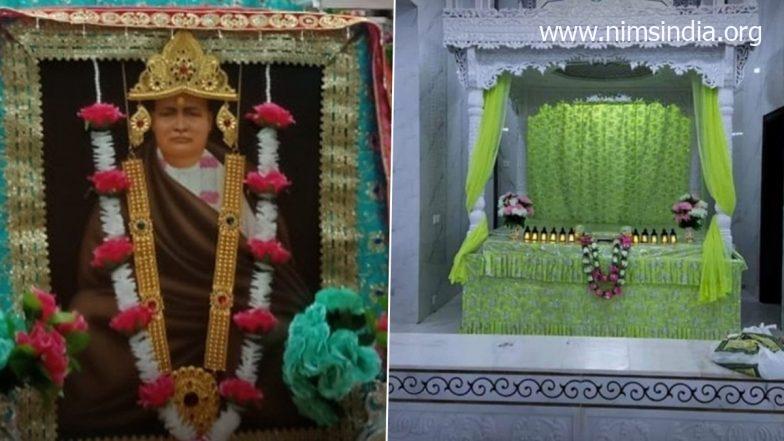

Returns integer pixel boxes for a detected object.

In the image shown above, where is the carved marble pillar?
[466,84,485,232]
[716,55,735,250]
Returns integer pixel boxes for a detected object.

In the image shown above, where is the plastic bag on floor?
[711,323,784,380]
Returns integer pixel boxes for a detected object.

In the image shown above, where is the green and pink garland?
[581,233,632,300]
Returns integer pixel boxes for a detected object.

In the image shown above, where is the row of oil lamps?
[519,227,681,244]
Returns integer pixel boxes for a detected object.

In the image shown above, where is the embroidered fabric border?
[0,8,366,32]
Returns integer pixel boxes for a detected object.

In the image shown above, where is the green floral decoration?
[283,288,381,426]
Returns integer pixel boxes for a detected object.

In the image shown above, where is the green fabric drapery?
[527,101,691,225]
[449,74,511,284]
[693,77,736,303]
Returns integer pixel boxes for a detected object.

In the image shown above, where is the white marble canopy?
[444,0,759,249]
[445,0,759,89]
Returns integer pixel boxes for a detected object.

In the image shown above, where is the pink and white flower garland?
[231,101,295,401]
[581,233,632,300]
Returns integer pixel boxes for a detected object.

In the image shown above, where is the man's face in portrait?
[152,93,212,167]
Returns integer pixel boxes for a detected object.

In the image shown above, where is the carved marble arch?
[456,44,750,90]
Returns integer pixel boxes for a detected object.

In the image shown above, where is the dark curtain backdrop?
[41,60,323,308]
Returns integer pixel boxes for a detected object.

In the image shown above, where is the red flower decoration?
[244,171,291,195]
[32,287,58,322]
[89,169,131,195]
[91,236,133,269]
[377,312,388,333]
[138,375,175,409]
[109,305,154,336]
[56,313,89,335]
[16,322,68,386]
[244,103,295,129]
[219,378,263,407]
[248,239,291,265]
[233,308,278,334]
[77,103,126,130]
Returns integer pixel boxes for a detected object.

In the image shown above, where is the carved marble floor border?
[389,369,784,413]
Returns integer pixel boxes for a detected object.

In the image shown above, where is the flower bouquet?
[497,193,533,241]
[0,288,89,403]
[0,287,89,440]
[671,193,709,242]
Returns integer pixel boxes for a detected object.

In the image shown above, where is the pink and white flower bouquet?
[671,193,709,230]
[497,193,534,228]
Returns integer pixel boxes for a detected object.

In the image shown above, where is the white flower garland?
[87,121,283,440]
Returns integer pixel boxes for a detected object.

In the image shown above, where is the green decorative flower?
[315,288,366,315]
[284,304,330,378]
[283,288,382,426]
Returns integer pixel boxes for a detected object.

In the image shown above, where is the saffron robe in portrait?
[59,142,314,437]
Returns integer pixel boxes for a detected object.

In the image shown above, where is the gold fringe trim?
[319,39,360,290]
[0,36,50,310]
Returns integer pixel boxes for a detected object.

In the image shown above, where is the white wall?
[391,0,461,324]
[732,0,784,302]
[390,0,421,324]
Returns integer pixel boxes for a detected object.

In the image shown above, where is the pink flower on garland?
[138,375,175,409]
[56,312,88,335]
[233,308,278,334]
[16,322,68,386]
[245,103,295,129]
[248,239,291,265]
[91,236,133,269]
[31,287,58,322]
[580,235,593,246]
[244,171,291,195]
[219,378,263,407]
[618,235,632,249]
[77,103,126,130]
[109,305,154,336]
[88,169,131,195]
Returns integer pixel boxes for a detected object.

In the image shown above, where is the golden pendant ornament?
[171,367,220,436]
[129,104,152,148]
[216,103,238,148]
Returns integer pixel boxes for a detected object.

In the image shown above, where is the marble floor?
[393,289,781,334]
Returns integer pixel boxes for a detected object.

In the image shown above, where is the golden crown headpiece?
[128,31,237,102]
[127,31,239,148]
